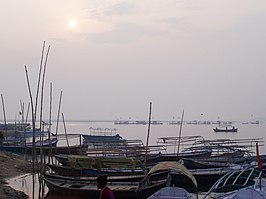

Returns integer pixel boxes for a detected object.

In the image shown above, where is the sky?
[0,0,266,122]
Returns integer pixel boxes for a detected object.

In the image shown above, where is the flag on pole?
[256,142,262,171]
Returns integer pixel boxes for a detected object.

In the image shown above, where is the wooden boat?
[169,164,243,192]
[26,137,58,147]
[184,138,262,164]
[213,126,238,133]
[44,161,196,199]
[26,143,88,155]
[47,164,144,177]
[190,150,249,165]
[45,162,175,183]
[43,171,148,183]
[145,136,212,166]
[54,154,145,172]
[47,163,145,177]
[0,137,58,154]
[0,137,87,156]
[14,129,49,138]
[82,134,123,143]
[179,158,234,169]
[144,150,212,167]
[44,170,167,199]
[82,127,123,143]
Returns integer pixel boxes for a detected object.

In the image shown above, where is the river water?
[7,120,266,199]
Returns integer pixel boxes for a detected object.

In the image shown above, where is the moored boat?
[54,154,145,172]
[0,137,58,154]
[203,165,265,198]
[26,143,88,155]
[44,167,167,199]
[46,163,145,177]
[213,126,238,133]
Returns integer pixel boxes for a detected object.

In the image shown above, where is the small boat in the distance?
[213,126,238,133]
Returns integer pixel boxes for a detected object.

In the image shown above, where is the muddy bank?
[0,151,33,199]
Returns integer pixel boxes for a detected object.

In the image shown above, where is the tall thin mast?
[144,102,152,168]
[1,94,7,130]
[176,109,184,160]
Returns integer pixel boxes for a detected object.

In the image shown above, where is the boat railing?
[203,165,262,198]
[88,127,117,136]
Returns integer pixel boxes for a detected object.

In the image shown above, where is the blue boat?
[82,134,122,143]
[0,137,57,154]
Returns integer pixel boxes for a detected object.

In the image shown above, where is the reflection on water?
[8,173,98,199]
[8,173,48,199]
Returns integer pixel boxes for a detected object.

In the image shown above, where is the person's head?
[97,175,107,189]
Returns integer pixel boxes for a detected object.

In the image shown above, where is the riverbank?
[0,151,33,199]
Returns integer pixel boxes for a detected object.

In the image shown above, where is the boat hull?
[44,175,166,199]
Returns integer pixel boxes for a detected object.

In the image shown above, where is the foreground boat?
[44,161,198,199]
[148,187,196,199]
[203,165,265,198]
[44,170,166,199]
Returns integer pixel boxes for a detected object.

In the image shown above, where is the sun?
[68,19,77,28]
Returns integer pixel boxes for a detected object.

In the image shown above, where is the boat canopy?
[148,161,198,188]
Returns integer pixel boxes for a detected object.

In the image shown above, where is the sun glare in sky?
[68,19,77,28]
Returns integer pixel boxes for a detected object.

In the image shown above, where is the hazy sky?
[0,0,266,122]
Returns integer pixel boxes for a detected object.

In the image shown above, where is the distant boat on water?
[213,126,238,133]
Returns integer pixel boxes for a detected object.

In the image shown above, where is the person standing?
[96,175,115,199]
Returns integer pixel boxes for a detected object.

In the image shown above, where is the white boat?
[148,187,195,199]
[213,179,266,199]
[203,165,265,199]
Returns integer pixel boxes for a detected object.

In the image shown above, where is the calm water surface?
[7,121,266,199]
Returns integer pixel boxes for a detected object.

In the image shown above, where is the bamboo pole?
[25,102,30,124]
[55,90,63,156]
[34,41,45,123]
[176,109,185,160]
[19,100,26,155]
[55,91,63,136]
[39,45,50,165]
[62,113,70,154]
[144,102,152,168]
[48,82,53,163]
[24,65,36,171]
[1,94,7,131]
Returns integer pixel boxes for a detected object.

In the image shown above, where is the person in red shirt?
[97,175,115,199]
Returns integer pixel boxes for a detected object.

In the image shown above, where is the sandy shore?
[0,151,33,199]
